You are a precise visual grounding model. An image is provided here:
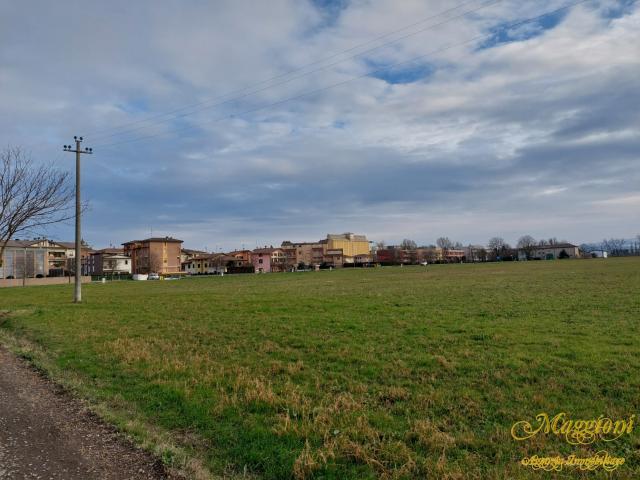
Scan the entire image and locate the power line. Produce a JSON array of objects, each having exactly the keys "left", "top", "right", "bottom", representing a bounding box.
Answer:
[
  {"left": 88, "top": 0, "right": 502, "bottom": 142},
  {"left": 85, "top": 0, "right": 489, "bottom": 139},
  {"left": 93, "top": 0, "right": 596, "bottom": 150}
]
